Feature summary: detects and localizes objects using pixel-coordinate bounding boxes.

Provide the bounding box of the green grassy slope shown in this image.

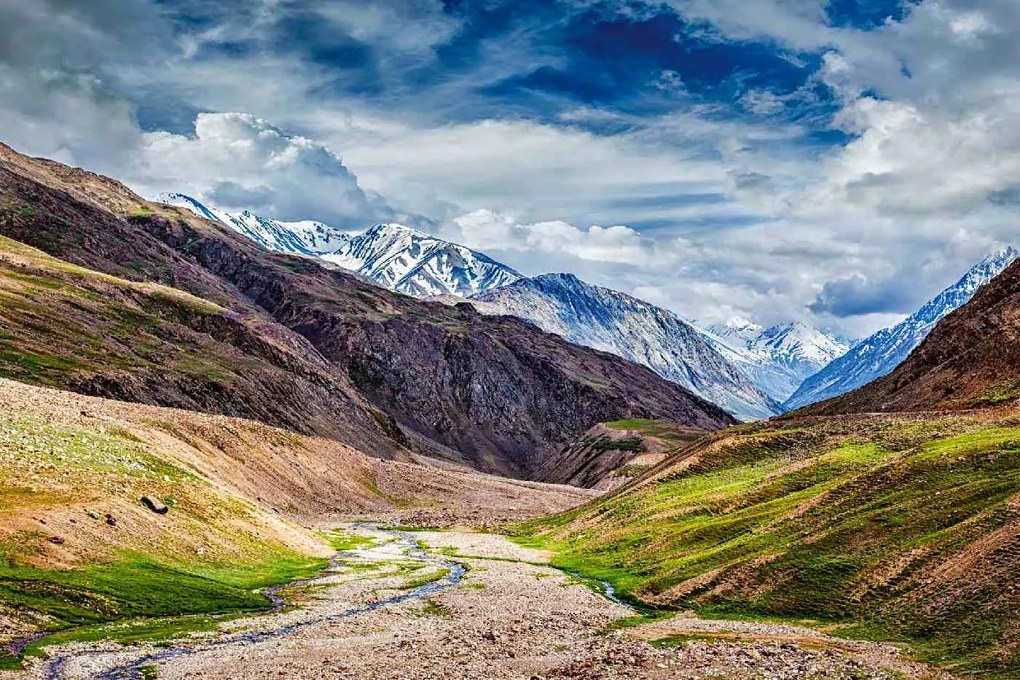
[519,414,1020,677]
[0,403,329,668]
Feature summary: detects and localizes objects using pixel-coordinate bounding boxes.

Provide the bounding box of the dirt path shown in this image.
[10,526,948,680]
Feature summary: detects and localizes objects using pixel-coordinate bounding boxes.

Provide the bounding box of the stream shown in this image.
[40,527,465,680]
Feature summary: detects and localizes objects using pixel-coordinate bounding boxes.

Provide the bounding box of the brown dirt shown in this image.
[0,378,592,647]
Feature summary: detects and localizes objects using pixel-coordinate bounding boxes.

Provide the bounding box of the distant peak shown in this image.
[977,244,1018,266]
[364,222,420,238]
[535,272,582,284]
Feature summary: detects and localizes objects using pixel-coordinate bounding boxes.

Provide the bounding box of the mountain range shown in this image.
[161,193,521,297]
[156,192,1017,421]
[785,246,1019,410]
[160,192,350,255]
[806,244,1020,414]
[470,274,781,420]
[5,143,1020,678]
[700,317,851,402]
[0,144,733,481]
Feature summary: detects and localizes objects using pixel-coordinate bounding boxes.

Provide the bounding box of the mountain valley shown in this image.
[0,145,1018,679]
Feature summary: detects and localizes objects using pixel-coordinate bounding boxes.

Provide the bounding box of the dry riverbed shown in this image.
[5,526,948,680]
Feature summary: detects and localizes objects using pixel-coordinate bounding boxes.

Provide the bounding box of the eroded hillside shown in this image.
[0,143,734,480]
[0,377,591,658]
[521,413,1020,676]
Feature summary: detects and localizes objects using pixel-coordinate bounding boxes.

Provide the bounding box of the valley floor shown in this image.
[4,525,948,680]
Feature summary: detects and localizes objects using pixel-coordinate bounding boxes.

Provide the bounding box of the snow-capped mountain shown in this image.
[785,246,1020,410]
[470,273,782,421]
[159,194,520,297]
[160,193,351,255]
[700,319,851,402]
[320,223,521,297]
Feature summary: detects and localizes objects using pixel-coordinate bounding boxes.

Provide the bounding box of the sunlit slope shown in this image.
[522,414,1020,676]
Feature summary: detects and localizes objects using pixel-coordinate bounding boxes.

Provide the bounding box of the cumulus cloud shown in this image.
[450,209,676,266]
[133,112,398,229]
[0,0,167,168]
[7,0,1020,338]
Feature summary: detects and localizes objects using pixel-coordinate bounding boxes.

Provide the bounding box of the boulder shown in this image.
[141,495,169,514]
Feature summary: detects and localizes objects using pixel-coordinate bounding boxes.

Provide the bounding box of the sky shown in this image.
[3,0,1020,337]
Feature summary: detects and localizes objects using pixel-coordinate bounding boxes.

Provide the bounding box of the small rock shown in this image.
[141,495,169,514]
[87,510,100,520]
[48,536,65,545]
[105,513,117,526]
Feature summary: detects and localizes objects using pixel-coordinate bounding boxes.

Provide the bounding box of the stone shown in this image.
[141,495,169,514]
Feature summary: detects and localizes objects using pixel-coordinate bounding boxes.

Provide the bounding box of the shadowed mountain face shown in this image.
[803,253,1020,416]
[470,273,781,421]
[0,143,734,479]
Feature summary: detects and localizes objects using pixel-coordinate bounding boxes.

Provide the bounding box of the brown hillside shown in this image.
[0,142,734,479]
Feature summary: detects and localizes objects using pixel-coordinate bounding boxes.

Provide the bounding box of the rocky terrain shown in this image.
[0,377,592,656]
[0,143,734,480]
[3,526,939,680]
[535,419,705,489]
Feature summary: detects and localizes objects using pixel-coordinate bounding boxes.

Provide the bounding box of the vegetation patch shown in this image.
[0,411,330,668]
[518,413,1020,677]
[399,567,451,591]
[413,598,451,617]
[319,529,375,551]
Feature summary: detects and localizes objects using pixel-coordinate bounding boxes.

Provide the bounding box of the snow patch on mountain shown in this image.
[159,194,520,298]
[160,193,351,255]
[699,320,851,402]
[320,223,521,297]
[785,246,1020,410]
[470,273,781,421]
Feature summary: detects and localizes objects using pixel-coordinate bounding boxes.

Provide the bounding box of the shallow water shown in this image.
[41,527,465,680]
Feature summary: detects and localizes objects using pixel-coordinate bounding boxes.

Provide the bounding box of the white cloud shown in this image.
[450,209,677,265]
[132,112,398,229]
[7,0,1020,339]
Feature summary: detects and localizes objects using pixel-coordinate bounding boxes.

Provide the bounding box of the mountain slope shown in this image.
[0,376,591,653]
[806,249,1020,415]
[786,247,1019,410]
[0,231,406,462]
[522,411,1020,676]
[470,273,781,421]
[321,223,521,297]
[0,142,733,480]
[160,192,350,256]
[702,319,850,402]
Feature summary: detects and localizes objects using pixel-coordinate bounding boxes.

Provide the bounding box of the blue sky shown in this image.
[3,0,1020,335]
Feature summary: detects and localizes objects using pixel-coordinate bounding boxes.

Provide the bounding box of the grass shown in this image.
[0,410,331,669]
[399,567,451,590]
[0,552,327,667]
[413,598,451,617]
[517,413,1020,677]
[319,528,375,551]
[0,236,237,390]
[973,381,1020,406]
